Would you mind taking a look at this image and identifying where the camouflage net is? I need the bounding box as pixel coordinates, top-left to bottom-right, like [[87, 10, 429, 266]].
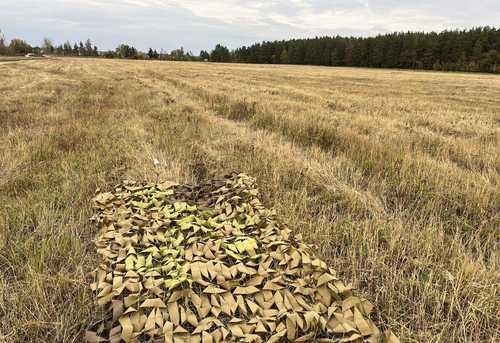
[[87, 173, 399, 343]]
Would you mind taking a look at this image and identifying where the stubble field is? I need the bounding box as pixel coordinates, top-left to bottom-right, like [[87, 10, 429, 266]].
[[0, 58, 498, 342]]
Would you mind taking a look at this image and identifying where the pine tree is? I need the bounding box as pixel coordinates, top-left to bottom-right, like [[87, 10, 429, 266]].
[[85, 39, 93, 56], [63, 41, 72, 56], [0, 30, 7, 55], [280, 49, 288, 64], [210, 44, 230, 62], [41, 38, 54, 54], [78, 41, 85, 56], [200, 50, 210, 60], [472, 40, 483, 61]]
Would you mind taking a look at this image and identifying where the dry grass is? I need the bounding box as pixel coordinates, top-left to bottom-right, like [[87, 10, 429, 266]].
[[0, 58, 498, 342]]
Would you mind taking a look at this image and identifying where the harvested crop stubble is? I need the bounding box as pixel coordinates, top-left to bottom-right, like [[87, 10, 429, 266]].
[[88, 173, 398, 342]]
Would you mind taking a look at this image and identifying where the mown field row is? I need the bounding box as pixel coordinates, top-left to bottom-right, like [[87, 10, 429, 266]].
[[0, 58, 498, 342]]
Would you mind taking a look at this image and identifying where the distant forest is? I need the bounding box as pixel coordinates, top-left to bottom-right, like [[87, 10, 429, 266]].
[[226, 27, 500, 73], [1, 27, 498, 73]]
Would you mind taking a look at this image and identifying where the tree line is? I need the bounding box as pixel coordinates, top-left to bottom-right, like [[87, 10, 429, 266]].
[[102, 45, 203, 61], [214, 27, 499, 73], [0, 30, 200, 61], [0, 31, 100, 57], [2, 27, 498, 73]]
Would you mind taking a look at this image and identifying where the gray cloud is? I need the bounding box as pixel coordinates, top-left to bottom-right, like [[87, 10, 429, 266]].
[[1, 0, 499, 53]]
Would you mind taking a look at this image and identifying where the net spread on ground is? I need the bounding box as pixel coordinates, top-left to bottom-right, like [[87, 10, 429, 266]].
[[88, 173, 398, 342]]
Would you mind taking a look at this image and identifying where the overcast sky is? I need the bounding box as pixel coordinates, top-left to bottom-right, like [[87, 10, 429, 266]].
[[2, 0, 499, 53]]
